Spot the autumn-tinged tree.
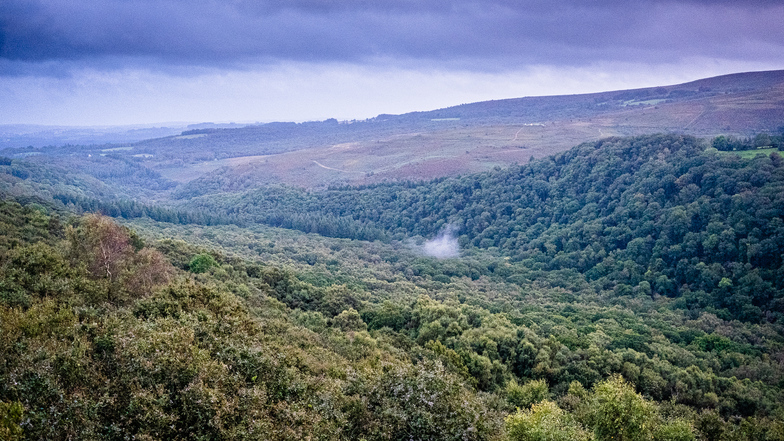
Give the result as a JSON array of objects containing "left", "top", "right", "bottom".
[
  {"left": 121, "top": 247, "right": 173, "bottom": 297},
  {"left": 69, "top": 214, "right": 133, "bottom": 283},
  {"left": 67, "top": 214, "right": 172, "bottom": 301}
]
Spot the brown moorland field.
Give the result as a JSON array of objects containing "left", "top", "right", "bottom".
[{"left": 164, "top": 70, "right": 784, "bottom": 190}]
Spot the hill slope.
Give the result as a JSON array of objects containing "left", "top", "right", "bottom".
[
  {"left": 182, "top": 134, "right": 784, "bottom": 324},
  {"left": 3, "top": 177, "right": 784, "bottom": 439},
  {"left": 3, "top": 70, "right": 783, "bottom": 192},
  {"left": 146, "top": 69, "right": 784, "bottom": 189}
]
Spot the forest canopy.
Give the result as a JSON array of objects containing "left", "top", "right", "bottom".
[
  {"left": 180, "top": 135, "right": 784, "bottom": 325},
  {"left": 2, "top": 133, "right": 784, "bottom": 439}
]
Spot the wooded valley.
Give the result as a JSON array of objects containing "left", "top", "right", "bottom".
[{"left": 2, "top": 130, "right": 784, "bottom": 439}]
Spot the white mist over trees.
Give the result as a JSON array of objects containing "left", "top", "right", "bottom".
[{"left": 423, "top": 225, "right": 460, "bottom": 259}]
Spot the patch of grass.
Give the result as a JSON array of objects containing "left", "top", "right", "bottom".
[{"left": 717, "top": 147, "right": 779, "bottom": 158}]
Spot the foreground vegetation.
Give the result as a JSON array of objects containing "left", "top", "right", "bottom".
[{"left": 0, "top": 198, "right": 781, "bottom": 439}]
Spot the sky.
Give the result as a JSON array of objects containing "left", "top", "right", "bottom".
[{"left": 1, "top": 0, "right": 783, "bottom": 126}]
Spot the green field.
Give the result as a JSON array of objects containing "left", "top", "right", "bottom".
[{"left": 721, "top": 147, "right": 780, "bottom": 158}]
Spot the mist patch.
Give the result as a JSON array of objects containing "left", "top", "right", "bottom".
[{"left": 423, "top": 225, "right": 460, "bottom": 259}]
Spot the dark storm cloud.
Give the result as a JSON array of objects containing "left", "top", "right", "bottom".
[{"left": 1, "top": 0, "right": 783, "bottom": 74}]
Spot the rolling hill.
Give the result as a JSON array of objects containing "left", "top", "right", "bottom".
[{"left": 3, "top": 70, "right": 783, "bottom": 194}]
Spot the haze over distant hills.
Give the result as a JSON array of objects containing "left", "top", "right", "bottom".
[
  {"left": 0, "top": 122, "right": 251, "bottom": 150},
  {"left": 2, "top": 70, "right": 783, "bottom": 192}
]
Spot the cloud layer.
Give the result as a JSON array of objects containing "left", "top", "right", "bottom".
[
  {"left": 2, "top": 1, "right": 783, "bottom": 125},
  {"left": 3, "top": 0, "right": 784, "bottom": 74}
]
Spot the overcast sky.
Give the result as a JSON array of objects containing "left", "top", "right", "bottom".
[{"left": 2, "top": 0, "right": 783, "bottom": 126}]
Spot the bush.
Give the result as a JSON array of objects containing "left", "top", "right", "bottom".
[
  {"left": 506, "top": 400, "right": 590, "bottom": 441},
  {"left": 507, "top": 379, "right": 549, "bottom": 409},
  {"left": 189, "top": 253, "right": 217, "bottom": 273},
  {"left": 0, "top": 401, "right": 24, "bottom": 441}
]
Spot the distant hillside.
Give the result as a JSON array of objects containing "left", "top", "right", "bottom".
[
  {"left": 416, "top": 69, "right": 784, "bottom": 125},
  {"left": 2, "top": 70, "right": 783, "bottom": 192},
  {"left": 149, "top": 69, "right": 784, "bottom": 189}
]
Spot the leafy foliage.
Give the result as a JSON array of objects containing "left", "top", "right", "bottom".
[
  {"left": 3, "top": 132, "right": 784, "bottom": 439},
  {"left": 711, "top": 133, "right": 784, "bottom": 151},
  {"left": 588, "top": 375, "right": 656, "bottom": 441},
  {"left": 189, "top": 252, "right": 218, "bottom": 273},
  {"left": 185, "top": 135, "right": 784, "bottom": 324},
  {"left": 506, "top": 400, "right": 590, "bottom": 441},
  {"left": 0, "top": 401, "right": 24, "bottom": 441},
  {"left": 507, "top": 379, "right": 549, "bottom": 410},
  {"left": 0, "top": 202, "right": 505, "bottom": 440}
]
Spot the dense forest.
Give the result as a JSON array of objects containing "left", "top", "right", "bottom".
[
  {"left": 2, "top": 134, "right": 784, "bottom": 439},
  {"left": 2, "top": 198, "right": 784, "bottom": 440},
  {"left": 180, "top": 135, "right": 784, "bottom": 325}
]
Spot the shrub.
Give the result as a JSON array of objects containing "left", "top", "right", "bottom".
[
  {"left": 506, "top": 400, "right": 591, "bottom": 441},
  {"left": 0, "top": 401, "right": 24, "bottom": 441},
  {"left": 189, "top": 253, "right": 217, "bottom": 273},
  {"left": 507, "top": 379, "right": 549, "bottom": 409}
]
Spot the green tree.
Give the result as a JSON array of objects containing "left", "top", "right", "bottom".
[
  {"left": 189, "top": 253, "right": 217, "bottom": 273},
  {"left": 589, "top": 375, "right": 656, "bottom": 441},
  {"left": 506, "top": 400, "right": 591, "bottom": 441},
  {"left": 332, "top": 307, "right": 367, "bottom": 332},
  {"left": 346, "top": 361, "right": 494, "bottom": 441},
  {"left": 653, "top": 419, "right": 695, "bottom": 441},
  {"left": 507, "top": 379, "right": 549, "bottom": 409}
]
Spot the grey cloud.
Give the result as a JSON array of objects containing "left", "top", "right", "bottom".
[{"left": 2, "top": 0, "right": 783, "bottom": 75}]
